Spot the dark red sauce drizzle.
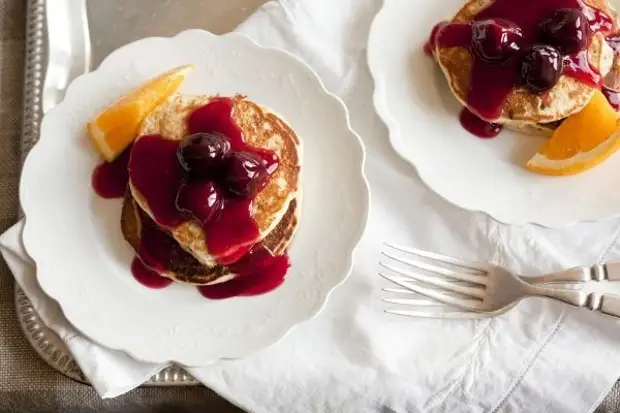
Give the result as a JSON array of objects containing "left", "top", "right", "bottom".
[
  {"left": 128, "top": 135, "right": 184, "bottom": 228},
  {"left": 134, "top": 206, "right": 291, "bottom": 299},
  {"left": 92, "top": 97, "right": 290, "bottom": 298},
  {"left": 130, "top": 258, "right": 173, "bottom": 289},
  {"left": 91, "top": 146, "right": 132, "bottom": 198},
  {"left": 426, "top": 0, "right": 617, "bottom": 138},
  {"left": 459, "top": 107, "right": 503, "bottom": 138},
  {"left": 424, "top": 21, "right": 449, "bottom": 56},
  {"left": 198, "top": 246, "right": 290, "bottom": 299},
  {"left": 562, "top": 49, "right": 602, "bottom": 87}
]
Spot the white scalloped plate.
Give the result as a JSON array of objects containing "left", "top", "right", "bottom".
[
  {"left": 20, "top": 30, "right": 370, "bottom": 366},
  {"left": 368, "top": 0, "right": 620, "bottom": 227}
]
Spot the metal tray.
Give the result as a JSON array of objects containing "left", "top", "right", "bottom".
[{"left": 17, "top": 0, "right": 214, "bottom": 386}]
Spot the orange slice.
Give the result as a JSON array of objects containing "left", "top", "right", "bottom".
[
  {"left": 526, "top": 90, "right": 620, "bottom": 176},
  {"left": 87, "top": 64, "right": 195, "bottom": 161}
]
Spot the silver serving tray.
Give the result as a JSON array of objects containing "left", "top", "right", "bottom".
[{"left": 16, "top": 0, "right": 220, "bottom": 386}]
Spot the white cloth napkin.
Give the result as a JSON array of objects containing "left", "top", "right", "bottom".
[{"left": 6, "top": 0, "right": 620, "bottom": 410}]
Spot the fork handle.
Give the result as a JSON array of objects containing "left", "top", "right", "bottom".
[
  {"left": 528, "top": 285, "right": 620, "bottom": 318},
  {"left": 596, "top": 295, "right": 620, "bottom": 318},
  {"left": 528, "top": 262, "right": 620, "bottom": 285},
  {"left": 527, "top": 267, "right": 593, "bottom": 285},
  {"left": 596, "top": 262, "right": 620, "bottom": 281}
]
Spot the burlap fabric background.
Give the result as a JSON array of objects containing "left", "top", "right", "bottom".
[{"left": 0, "top": 0, "right": 618, "bottom": 411}]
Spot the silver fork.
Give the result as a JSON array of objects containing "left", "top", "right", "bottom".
[{"left": 380, "top": 243, "right": 620, "bottom": 319}]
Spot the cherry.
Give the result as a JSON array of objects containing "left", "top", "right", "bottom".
[
  {"left": 520, "top": 45, "right": 562, "bottom": 93},
  {"left": 177, "top": 133, "right": 231, "bottom": 178},
  {"left": 175, "top": 181, "right": 222, "bottom": 224},
  {"left": 221, "top": 152, "right": 269, "bottom": 198},
  {"left": 471, "top": 19, "right": 523, "bottom": 64},
  {"left": 540, "top": 9, "right": 589, "bottom": 54}
]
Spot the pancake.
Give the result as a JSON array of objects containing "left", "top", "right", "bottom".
[
  {"left": 130, "top": 94, "right": 301, "bottom": 267},
  {"left": 121, "top": 191, "right": 300, "bottom": 285},
  {"left": 505, "top": 121, "right": 558, "bottom": 137},
  {"left": 522, "top": 28, "right": 620, "bottom": 137},
  {"left": 434, "top": 0, "right": 617, "bottom": 126}
]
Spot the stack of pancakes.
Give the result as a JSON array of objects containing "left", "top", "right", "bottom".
[
  {"left": 433, "top": 0, "right": 620, "bottom": 135},
  {"left": 122, "top": 94, "right": 302, "bottom": 285}
]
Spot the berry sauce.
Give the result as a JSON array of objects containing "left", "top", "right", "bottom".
[
  {"left": 130, "top": 257, "right": 173, "bottom": 289},
  {"left": 130, "top": 206, "right": 290, "bottom": 298},
  {"left": 428, "top": 0, "right": 615, "bottom": 138},
  {"left": 187, "top": 99, "right": 279, "bottom": 166},
  {"left": 91, "top": 146, "right": 132, "bottom": 199},
  {"left": 424, "top": 21, "right": 449, "bottom": 56},
  {"left": 459, "top": 107, "right": 503, "bottom": 138},
  {"left": 91, "top": 98, "right": 290, "bottom": 298},
  {"left": 129, "top": 98, "right": 278, "bottom": 262},
  {"left": 128, "top": 135, "right": 184, "bottom": 229},
  {"left": 121, "top": 97, "right": 289, "bottom": 297},
  {"left": 563, "top": 49, "right": 602, "bottom": 86},
  {"left": 198, "top": 246, "right": 290, "bottom": 299},
  {"left": 135, "top": 209, "right": 181, "bottom": 274}
]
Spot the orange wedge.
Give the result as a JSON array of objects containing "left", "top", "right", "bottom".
[
  {"left": 526, "top": 90, "right": 620, "bottom": 176},
  {"left": 87, "top": 64, "right": 195, "bottom": 161}
]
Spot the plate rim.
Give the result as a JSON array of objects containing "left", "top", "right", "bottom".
[
  {"left": 366, "top": 0, "right": 618, "bottom": 229},
  {"left": 20, "top": 29, "right": 371, "bottom": 366}
]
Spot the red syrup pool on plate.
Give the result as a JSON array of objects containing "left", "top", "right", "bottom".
[
  {"left": 459, "top": 108, "right": 503, "bottom": 138},
  {"left": 91, "top": 145, "right": 132, "bottom": 199},
  {"left": 426, "top": 0, "right": 616, "bottom": 138}
]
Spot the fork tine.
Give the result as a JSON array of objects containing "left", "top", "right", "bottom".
[
  {"left": 380, "top": 262, "right": 485, "bottom": 298},
  {"left": 383, "top": 297, "right": 468, "bottom": 307},
  {"left": 382, "top": 287, "right": 471, "bottom": 297},
  {"left": 385, "top": 308, "right": 488, "bottom": 319},
  {"left": 384, "top": 243, "right": 487, "bottom": 273},
  {"left": 381, "top": 251, "right": 487, "bottom": 284},
  {"left": 383, "top": 287, "right": 419, "bottom": 294},
  {"left": 379, "top": 273, "right": 481, "bottom": 310}
]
